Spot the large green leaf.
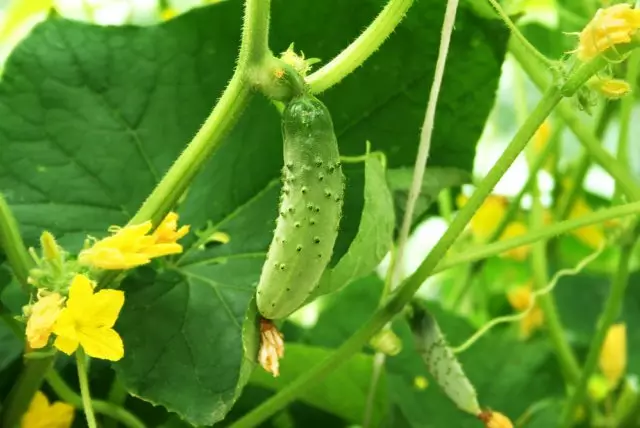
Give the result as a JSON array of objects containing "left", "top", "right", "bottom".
[
  {"left": 115, "top": 264, "right": 260, "bottom": 426},
  {"left": 250, "top": 344, "right": 389, "bottom": 427}
]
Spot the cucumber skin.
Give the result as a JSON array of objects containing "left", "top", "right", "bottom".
[
  {"left": 409, "top": 303, "right": 481, "bottom": 416},
  {"left": 256, "top": 96, "right": 345, "bottom": 320}
]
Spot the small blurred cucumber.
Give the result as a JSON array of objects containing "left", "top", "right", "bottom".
[
  {"left": 408, "top": 301, "right": 482, "bottom": 416},
  {"left": 256, "top": 95, "right": 345, "bottom": 320}
]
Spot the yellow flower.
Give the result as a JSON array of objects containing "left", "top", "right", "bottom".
[
  {"left": 160, "top": 7, "right": 177, "bottom": 21},
  {"left": 458, "top": 195, "right": 508, "bottom": 242},
  {"left": 533, "top": 120, "right": 551, "bottom": 154},
  {"left": 25, "top": 291, "right": 64, "bottom": 349},
  {"left": 599, "top": 323, "right": 627, "bottom": 387},
  {"left": 479, "top": 410, "right": 513, "bottom": 428},
  {"left": 78, "top": 212, "right": 188, "bottom": 270},
  {"left": 507, "top": 283, "right": 544, "bottom": 339},
  {"left": 21, "top": 391, "right": 74, "bottom": 428},
  {"left": 568, "top": 198, "right": 605, "bottom": 249},
  {"left": 498, "top": 222, "right": 531, "bottom": 261},
  {"left": 575, "top": 4, "right": 640, "bottom": 61},
  {"left": 589, "top": 77, "right": 632, "bottom": 99},
  {"left": 152, "top": 212, "right": 190, "bottom": 244},
  {"left": 52, "top": 274, "right": 125, "bottom": 361}
]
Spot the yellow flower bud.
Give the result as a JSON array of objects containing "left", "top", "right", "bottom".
[
  {"left": 590, "top": 78, "right": 632, "bottom": 99},
  {"left": 599, "top": 323, "right": 627, "bottom": 387},
  {"left": 479, "top": 410, "right": 513, "bottom": 428}
]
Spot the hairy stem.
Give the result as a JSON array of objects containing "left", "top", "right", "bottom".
[
  {"left": 0, "top": 193, "right": 33, "bottom": 288},
  {"left": 561, "top": 232, "right": 637, "bottom": 426},
  {"left": 306, "top": 0, "right": 414, "bottom": 93},
  {"left": 230, "top": 86, "right": 563, "bottom": 428},
  {"left": 46, "top": 371, "right": 145, "bottom": 428},
  {"left": 238, "top": 0, "right": 271, "bottom": 65}
]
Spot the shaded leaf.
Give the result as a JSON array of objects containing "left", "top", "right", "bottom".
[{"left": 250, "top": 344, "right": 388, "bottom": 427}]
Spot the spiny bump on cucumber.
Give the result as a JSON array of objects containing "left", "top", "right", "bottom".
[{"left": 256, "top": 94, "right": 345, "bottom": 320}]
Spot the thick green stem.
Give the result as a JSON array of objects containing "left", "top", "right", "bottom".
[
  {"left": 1, "top": 355, "right": 54, "bottom": 427},
  {"left": 239, "top": 0, "right": 271, "bottom": 65},
  {"left": 0, "top": 193, "right": 33, "bottom": 288},
  {"left": 530, "top": 172, "right": 582, "bottom": 384},
  {"left": 76, "top": 349, "right": 97, "bottom": 428},
  {"left": 509, "top": 40, "right": 640, "bottom": 202},
  {"left": 434, "top": 200, "right": 640, "bottom": 273},
  {"left": 230, "top": 87, "right": 563, "bottom": 428},
  {"left": 46, "top": 371, "right": 145, "bottom": 428},
  {"left": 560, "top": 233, "right": 637, "bottom": 426},
  {"left": 306, "top": 0, "right": 414, "bottom": 93}
]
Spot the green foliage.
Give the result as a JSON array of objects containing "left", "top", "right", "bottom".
[
  {"left": 0, "top": 0, "right": 524, "bottom": 425},
  {"left": 250, "top": 344, "right": 388, "bottom": 426}
]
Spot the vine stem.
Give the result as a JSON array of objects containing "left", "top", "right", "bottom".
[
  {"left": 530, "top": 168, "right": 582, "bottom": 384},
  {"left": 306, "top": 0, "right": 414, "bottom": 93},
  {"left": 391, "top": 0, "right": 458, "bottom": 289},
  {"left": 434, "top": 200, "right": 640, "bottom": 274},
  {"left": 508, "top": 40, "right": 640, "bottom": 202},
  {"left": 364, "top": 1, "right": 459, "bottom": 423},
  {"left": 230, "top": 85, "right": 563, "bottom": 428},
  {"left": 0, "top": 193, "right": 33, "bottom": 288},
  {"left": 46, "top": 371, "right": 145, "bottom": 428},
  {"left": 76, "top": 349, "right": 97, "bottom": 428},
  {"left": 484, "top": 0, "right": 555, "bottom": 68},
  {"left": 127, "top": 0, "right": 273, "bottom": 227},
  {"left": 560, "top": 232, "right": 638, "bottom": 426}
]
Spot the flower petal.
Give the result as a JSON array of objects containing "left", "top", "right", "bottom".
[
  {"left": 49, "top": 402, "right": 75, "bottom": 428},
  {"left": 52, "top": 309, "right": 78, "bottom": 340},
  {"left": 86, "top": 289, "right": 124, "bottom": 328},
  {"left": 66, "top": 274, "right": 94, "bottom": 315},
  {"left": 53, "top": 335, "right": 79, "bottom": 356},
  {"left": 79, "top": 327, "right": 124, "bottom": 361},
  {"left": 142, "top": 243, "right": 183, "bottom": 258}
]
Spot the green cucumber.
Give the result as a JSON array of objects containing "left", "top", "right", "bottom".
[
  {"left": 256, "top": 95, "right": 345, "bottom": 320},
  {"left": 408, "top": 301, "right": 481, "bottom": 416}
]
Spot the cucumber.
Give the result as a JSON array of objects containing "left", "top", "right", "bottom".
[
  {"left": 256, "top": 95, "right": 345, "bottom": 320},
  {"left": 408, "top": 301, "right": 482, "bottom": 416}
]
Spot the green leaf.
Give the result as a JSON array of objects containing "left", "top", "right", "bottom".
[
  {"left": 386, "top": 167, "right": 471, "bottom": 228},
  {"left": 0, "top": 3, "right": 244, "bottom": 249},
  {"left": 250, "top": 343, "right": 389, "bottom": 427},
  {"left": 313, "top": 153, "right": 395, "bottom": 298},
  {"left": 271, "top": 0, "right": 509, "bottom": 171},
  {"left": 115, "top": 264, "right": 260, "bottom": 426}
]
